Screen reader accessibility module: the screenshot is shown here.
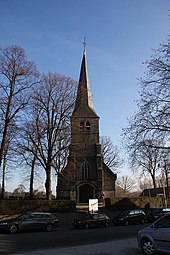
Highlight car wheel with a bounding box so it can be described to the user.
[105,222,109,227]
[125,220,129,226]
[46,224,53,232]
[141,218,145,224]
[141,238,155,255]
[9,224,18,234]
[85,223,89,229]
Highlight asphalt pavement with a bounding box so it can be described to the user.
[10,238,143,255]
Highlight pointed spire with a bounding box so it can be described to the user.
[72,40,98,118]
[78,46,94,111]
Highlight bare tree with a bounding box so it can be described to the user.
[0,45,39,172]
[157,155,170,198]
[20,73,77,200]
[16,148,40,199]
[12,184,26,198]
[100,136,122,172]
[116,175,136,197]
[131,140,164,193]
[138,176,153,192]
[0,121,20,199]
[124,38,170,147]
[123,36,170,190]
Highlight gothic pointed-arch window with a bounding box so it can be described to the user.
[82,162,90,179]
[80,121,84,131]
[85,121,91,131]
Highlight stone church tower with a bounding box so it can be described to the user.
[57,49,117,203]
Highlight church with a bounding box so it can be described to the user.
[57,47,117,203]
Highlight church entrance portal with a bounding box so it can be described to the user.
[79,184,94,203]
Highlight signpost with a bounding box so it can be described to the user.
[89,199,98,213]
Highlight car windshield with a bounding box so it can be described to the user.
[152,209,162,215]
[154,214,170,228]
[14,214,27,220]
[85,214,94,219]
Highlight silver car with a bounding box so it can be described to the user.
[137,214,170,255]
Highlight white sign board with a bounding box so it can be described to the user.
[89,199,98,212]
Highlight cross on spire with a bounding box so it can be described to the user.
[83,36,87,53]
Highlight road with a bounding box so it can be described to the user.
[0,224,146,255]
[7,238,143,255]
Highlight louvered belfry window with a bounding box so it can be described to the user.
[85,121,91,131]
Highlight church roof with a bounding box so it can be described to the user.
[72,50,99,118]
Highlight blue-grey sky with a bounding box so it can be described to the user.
[0,0,169,191]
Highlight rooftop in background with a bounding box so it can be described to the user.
[140,187,170,198]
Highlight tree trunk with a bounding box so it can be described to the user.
[0,124,8,170]
[0,154,6,199]
[56,173,59,199]
[45,166,52,200]
[151,173,157,196]
[29,156,36,199]
[0,90,12,170]
[165,164,170,198]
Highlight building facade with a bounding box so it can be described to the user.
[57,49,117,203]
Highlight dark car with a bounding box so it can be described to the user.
[73,213,111,229]
[137,214,170,255]
[113,209,146,226]
[147,208,170,223]
[0,212,59,234]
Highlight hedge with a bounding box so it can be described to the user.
[105,196,169,211]
[0,199,76,215]
[0,196,169,215]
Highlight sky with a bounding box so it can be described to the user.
[0,0,170,193]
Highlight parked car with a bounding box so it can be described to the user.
[112,209,146,226]
[137,214,170,255]
[0,212,59,234]
[147,207,170,223]
[73,213,111,229]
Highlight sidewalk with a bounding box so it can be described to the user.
[11,238,142,255]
